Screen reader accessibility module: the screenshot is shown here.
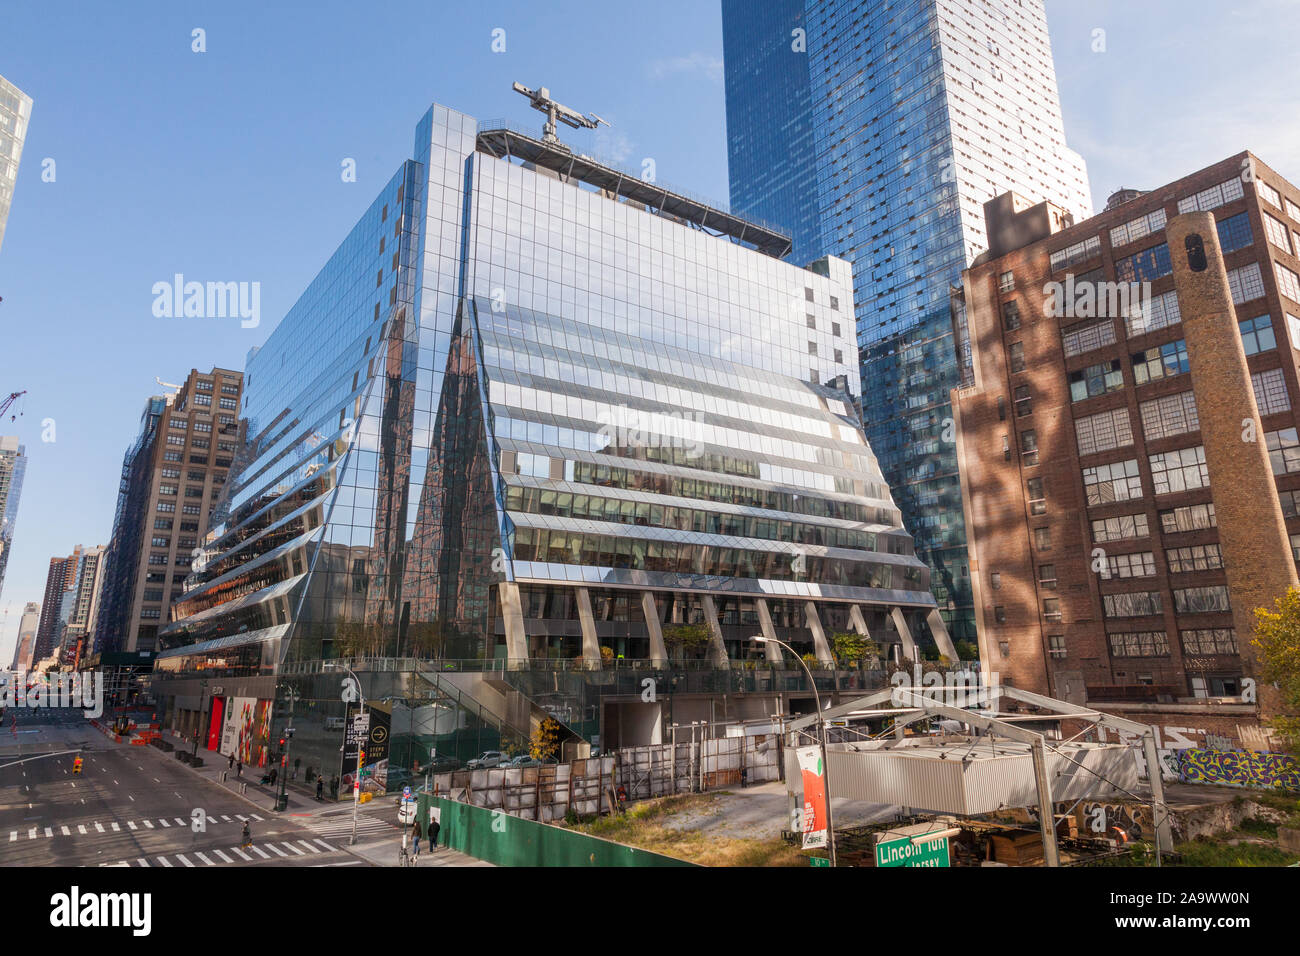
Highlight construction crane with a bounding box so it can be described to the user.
[0,391,25,423]
[512,82,609,145]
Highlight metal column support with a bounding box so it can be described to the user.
[803,602,835,667]
[756,599,785,664]
[1142,731,1176,857]
[575,587,602,668]
[1030,735,1061,867]
[925,607,960,662]
[640,591,669,667]
[499,581,529,667]
[889,607,918,662]
[700,595,730,666]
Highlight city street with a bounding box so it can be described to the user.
[0,709,384,868]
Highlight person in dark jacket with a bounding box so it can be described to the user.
[316,777,324,800]
[429,818,441,851]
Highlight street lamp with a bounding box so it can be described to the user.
[324,662,366,846]
[275,684,300,812]
[755,636,837,867]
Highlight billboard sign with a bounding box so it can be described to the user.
[796,745,827,850]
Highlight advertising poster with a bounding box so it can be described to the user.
[219,697,271,766]
[206,696,225,751]
[341,702,391,795]
[796,745,828,850]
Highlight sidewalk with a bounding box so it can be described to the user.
[158,731,318,814]
[344,832,493,867]
[156,732,492,866]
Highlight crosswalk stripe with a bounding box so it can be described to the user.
[127,821,137,830]
[159,819,170,827]
[213,849,234,863]
[249,845,270,859]
[111,822,120,831]
[78,825,87,835]
[7,832,14,842]
[174,818,185,827]
[60,826,70,836]
[282,842,306,856]
[220,815,232,822]
[143,820,154,829]
[44,828,52,837]
[250,814,263,821]
[264,843,288,857]
[312,839,335,852]
[136,858,149,867]
[297,841,322,854]
[230,846,251,861]
[194,852,215,866]
[95,822,104,833]
[158,857,173,867]
[176,854,195,868]
[236,814,248,821]
[28,828,37,839]
[207,816,217,823]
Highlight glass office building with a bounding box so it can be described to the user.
[0,73,32,255]
[723,0,1093,641]
[149,101,948,778]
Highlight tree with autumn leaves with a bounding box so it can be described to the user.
[1251,586,1300,752]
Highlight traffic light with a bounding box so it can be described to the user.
[278,736,286,749]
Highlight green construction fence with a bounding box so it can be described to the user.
[415,794,697,867]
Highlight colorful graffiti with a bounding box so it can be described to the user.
[1176,749,1300,792]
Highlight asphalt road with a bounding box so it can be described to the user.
[0,708,372,868]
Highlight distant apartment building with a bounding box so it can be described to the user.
[61,545,106,667]
[92,369,243,654]
[0,435,26,600]
[0,73,32,254]
[953,152,1300,740]
[11,601,38,670]
[32,546,99,664]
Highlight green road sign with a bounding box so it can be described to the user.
[808,856,831,867]
[874,835,950,868]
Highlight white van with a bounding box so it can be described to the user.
[324,716,346,731]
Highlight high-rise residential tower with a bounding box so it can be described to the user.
[723,0,1093,643]
[149,98,948,776]
[0,435,26,600]
[33,547,84,664]
[0,73,33,255]
[93,370,242,655]
[11,601,39,670]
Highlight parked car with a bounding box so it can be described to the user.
[466,751,506,770]
[426,756,462,774]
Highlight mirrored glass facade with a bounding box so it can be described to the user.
[723,0,1093,642]
[150,102,943,778]
[0,73,32,255]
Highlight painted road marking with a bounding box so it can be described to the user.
[95,822,104,832]
[175,854,195,868]
[312,839,335,852]
[136,858,149,867]
[159,819,170,827]
[249,845,270,859]
[264,843,288,857]
[111,822,120,832]
[174,818,185,826]
[297,841,321,854]
[207,815,218,823]
[230,846,251,861]
[194,851,215,866]
[128,821,137,830]
[77,825,87,835]
[213,849,234,863]
[60,826,70,836]
[143,820,154,829]
[220,815,232,822]
[44,827,52,838]
[282,842,306,856]
[158,857,173,867]
[7,832,14,842]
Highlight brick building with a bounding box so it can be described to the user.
[953,152,1300,742]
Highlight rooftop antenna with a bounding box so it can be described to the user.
[512,82,609,146]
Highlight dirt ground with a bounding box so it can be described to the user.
[657,780,898,840]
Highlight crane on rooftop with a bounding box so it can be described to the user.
[0,391,25,423]
[512,82,609,146]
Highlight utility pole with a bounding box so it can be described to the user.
[755,636,837,866]
[325,662,366,845]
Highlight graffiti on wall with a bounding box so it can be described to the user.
[1096,724,1210,781]
[1176,749,1300,792]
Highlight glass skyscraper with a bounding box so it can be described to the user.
[149,99,949,780]
[0,73,32,255]
[0,436,27,601]
[723,0,1093,641]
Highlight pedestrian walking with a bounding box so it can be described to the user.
[316,777,324,800]
[429,817,440,852]
[228,753,234,770]
[411,822,421,856]
[269,766,278,786]
[236,760,242,778]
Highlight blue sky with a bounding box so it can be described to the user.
[1,0,1297,659]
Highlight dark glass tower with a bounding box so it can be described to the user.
[723,0,1093,641]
